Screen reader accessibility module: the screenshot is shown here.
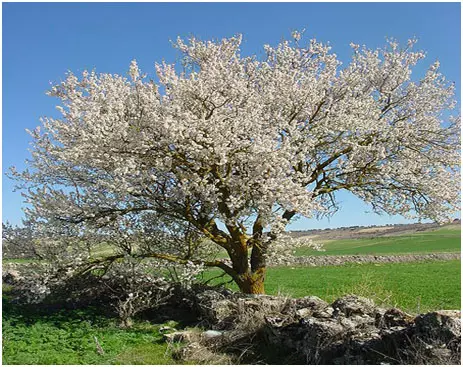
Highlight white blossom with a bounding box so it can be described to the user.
[9,32,460,293]
[129,59,140,81]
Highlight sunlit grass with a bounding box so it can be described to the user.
[204,260,461,314]
[295,226,461,256]
[2,297,183,365]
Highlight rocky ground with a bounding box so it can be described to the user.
[162,286,461,365]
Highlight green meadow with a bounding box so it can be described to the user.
[2,299,181,365]
[3,225,461,364]
[295,225,461,256]
[203,260,461,313]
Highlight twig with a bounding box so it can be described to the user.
[203,271,228,285]
[94,336,105,355]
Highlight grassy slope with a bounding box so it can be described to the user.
[204,260,461,313]
[5,226,458,264]
[295,225,461,256]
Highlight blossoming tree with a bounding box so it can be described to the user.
[12,32,460,294]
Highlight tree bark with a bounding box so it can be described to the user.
[229,236,267,295]
[237,269,266,294]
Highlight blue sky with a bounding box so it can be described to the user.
[2,2,461,229]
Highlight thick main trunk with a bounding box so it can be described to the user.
[230,237,267,295]
[236,268,266,294]
[210,219,269,295]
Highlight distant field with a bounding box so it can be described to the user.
[203,260,461,313]
[295,225,461,257]
[4,225,459,264]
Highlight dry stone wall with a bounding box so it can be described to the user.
[270,252,461,267]
[170,287,461,364]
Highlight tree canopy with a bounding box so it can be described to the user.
[12,32,460,293]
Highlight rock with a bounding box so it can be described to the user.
[350,313,375,327]
[294,296,332,319]
[269,253,460,267]
[338,316,358,331]
[176,287,461,364]
[264,315,286,328]
[159,326,177,333]
[164,330,199,343]
[414,310,461,343]
[378,308,413,328]
[301,317,346,342]
[201,330,224,339]
[332,295,376,317]
[295,295,329,310]
[295,307,312,319]
[313,306,334,318]
[374,307,387,324]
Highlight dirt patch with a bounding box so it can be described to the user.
[357,226,394,233]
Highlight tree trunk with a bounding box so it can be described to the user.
[231,237,267,295]
[218,223,269,295]
[237,268,266,294]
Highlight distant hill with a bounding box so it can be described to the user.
[287,222,459,241]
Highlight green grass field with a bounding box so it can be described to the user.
[295,225,461,256]
[4,259,460,365]
[3,225,461,364]
[2,299,181,365]
[203,260,461,313]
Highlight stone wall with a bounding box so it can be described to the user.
[169,287,461,364]
[270,252,461,267]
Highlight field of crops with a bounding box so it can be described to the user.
[203,260,461,313]
[295,225,461,256]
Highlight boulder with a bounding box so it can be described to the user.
[164,330,200,343]
[314,306,334,319]
[294,295,329,310]
[377,308,414,328]
[201,330,224,339]
[414,310,461,343]
[293,296,334,319]
[332,294,376,317]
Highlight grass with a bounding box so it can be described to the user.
[3,258,460,364]
[2,295,182,365]
[295,225,461,256]
[204,260,461,314]
[2,258,43,264]
[3,225,460,364]
[4,226,459,264]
